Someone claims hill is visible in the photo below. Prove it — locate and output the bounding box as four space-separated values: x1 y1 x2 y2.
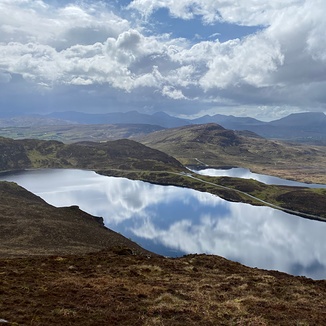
1 248 326 326
0 137 184 172
46 110 187 128
0 182 151 257
0 136 326 324
137 123 326 184
1 135 325 219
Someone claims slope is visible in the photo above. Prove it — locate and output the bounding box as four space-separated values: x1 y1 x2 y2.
0 137 185 172
137 123 326 184
0 181 152 257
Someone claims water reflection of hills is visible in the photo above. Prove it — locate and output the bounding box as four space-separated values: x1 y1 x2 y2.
1 168 326 279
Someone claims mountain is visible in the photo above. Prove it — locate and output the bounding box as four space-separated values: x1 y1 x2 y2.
47 110 187 128
191 114 263 129
0 115 73 127
44 111 326 143
0 123 165 143
270 112 326 127
2 111 326 143
248 112 326 142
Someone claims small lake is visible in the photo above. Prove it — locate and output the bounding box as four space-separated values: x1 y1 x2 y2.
193 167 326 188
1 169 326 280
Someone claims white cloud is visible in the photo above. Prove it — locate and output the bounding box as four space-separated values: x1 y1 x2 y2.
128 0 302 25
0 0 325 118
162 86 187 100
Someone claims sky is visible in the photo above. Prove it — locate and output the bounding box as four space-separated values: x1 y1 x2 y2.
0 0 325 121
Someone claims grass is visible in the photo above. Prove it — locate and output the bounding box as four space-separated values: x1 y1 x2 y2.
1 250 326 325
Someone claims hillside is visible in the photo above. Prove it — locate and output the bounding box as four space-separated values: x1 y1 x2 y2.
0 182 151 257
0 137 184 172
1 248 326 326
137 123 326 184
2 111 326 144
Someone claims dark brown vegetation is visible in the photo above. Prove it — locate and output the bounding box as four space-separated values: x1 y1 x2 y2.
0 137 184 172
0 182 152 257
1 250 326 325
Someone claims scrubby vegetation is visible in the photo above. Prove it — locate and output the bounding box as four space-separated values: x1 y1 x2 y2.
1 250 326 325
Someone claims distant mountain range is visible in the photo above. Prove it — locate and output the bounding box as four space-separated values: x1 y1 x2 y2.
46 111 187 128
47 111 326 142
1 111 325 143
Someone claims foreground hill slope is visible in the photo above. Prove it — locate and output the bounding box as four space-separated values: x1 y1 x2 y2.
1 249 326 325
0 182 151 257
137 123 326 184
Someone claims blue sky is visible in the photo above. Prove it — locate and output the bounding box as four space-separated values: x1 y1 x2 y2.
0 0 325 120
145 7 262 42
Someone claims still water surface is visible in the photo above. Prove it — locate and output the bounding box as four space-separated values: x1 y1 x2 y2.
194 167 326 188
1 169 326 279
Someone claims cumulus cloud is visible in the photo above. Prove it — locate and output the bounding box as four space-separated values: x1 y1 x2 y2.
128 0 301 25
162 86 187 100
0 0 325 118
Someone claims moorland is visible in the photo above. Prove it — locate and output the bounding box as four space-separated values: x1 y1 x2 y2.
1 114 326 325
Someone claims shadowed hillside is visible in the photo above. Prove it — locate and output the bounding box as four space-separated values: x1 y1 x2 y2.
0 137 185 172
0 182 152 257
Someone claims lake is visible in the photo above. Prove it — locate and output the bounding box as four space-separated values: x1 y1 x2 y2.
1 168 326 279
193 167 326 188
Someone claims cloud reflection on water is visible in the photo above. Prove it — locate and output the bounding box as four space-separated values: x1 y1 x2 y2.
194 167 326 188
1 168 326 279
